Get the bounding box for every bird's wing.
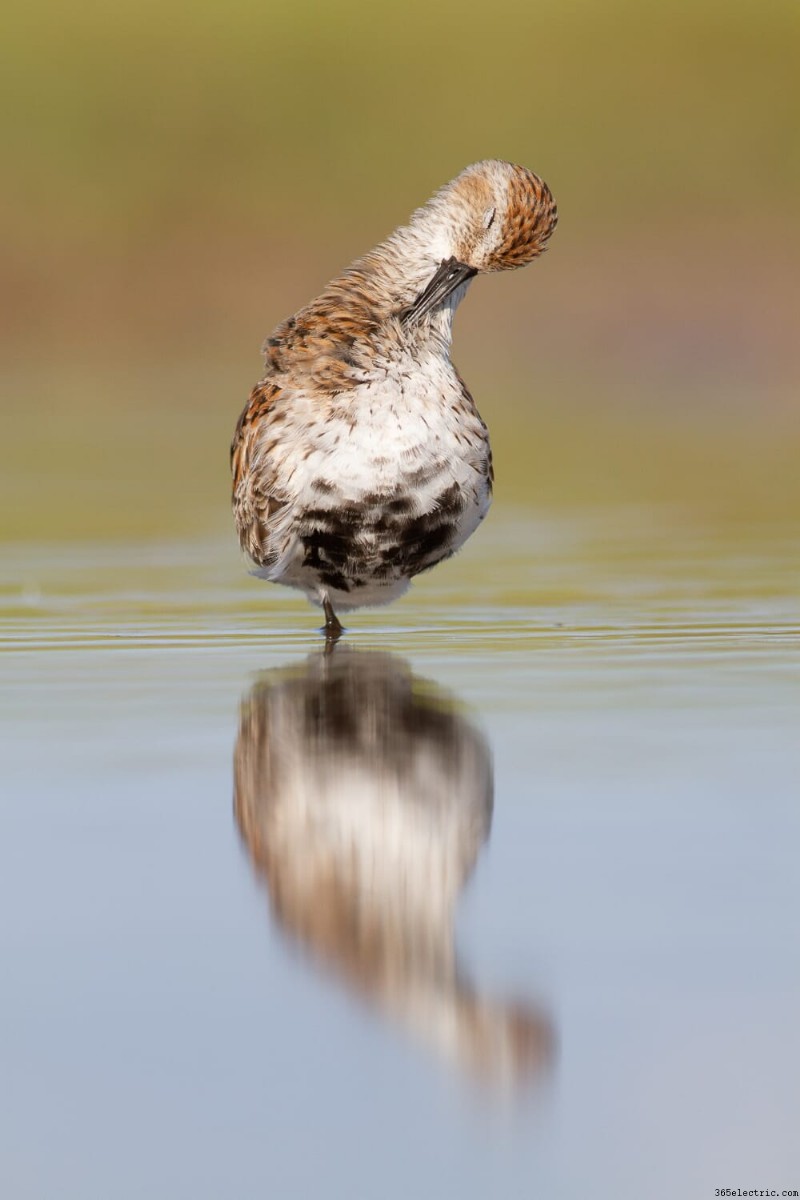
[231,380,289,568]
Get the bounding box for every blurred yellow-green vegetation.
[2,0,799,542]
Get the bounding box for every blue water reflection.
[233,648,554,1089]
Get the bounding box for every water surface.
[2,508,798,1199]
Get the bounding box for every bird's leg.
[322,597,343,643]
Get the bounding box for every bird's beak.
[402,257,477,324]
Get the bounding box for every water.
[2,508,799,1199]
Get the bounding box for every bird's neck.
[263,214,468,388]
[349,221,470,348]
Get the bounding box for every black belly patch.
[318,569,351,592]
[300,482,466,589]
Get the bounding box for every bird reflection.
[233,648,553,1089]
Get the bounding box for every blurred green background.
[2,0,798,542]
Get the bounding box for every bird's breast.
[299,359,489,503]
[281,364,491,591]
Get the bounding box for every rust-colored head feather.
[432,160,558,272]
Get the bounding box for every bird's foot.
[322,597,344,646]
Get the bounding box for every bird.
[231,159,557,639]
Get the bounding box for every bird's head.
[445,159,558,273]
[402,160,557,323]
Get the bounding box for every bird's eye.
[483,207,496,230]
